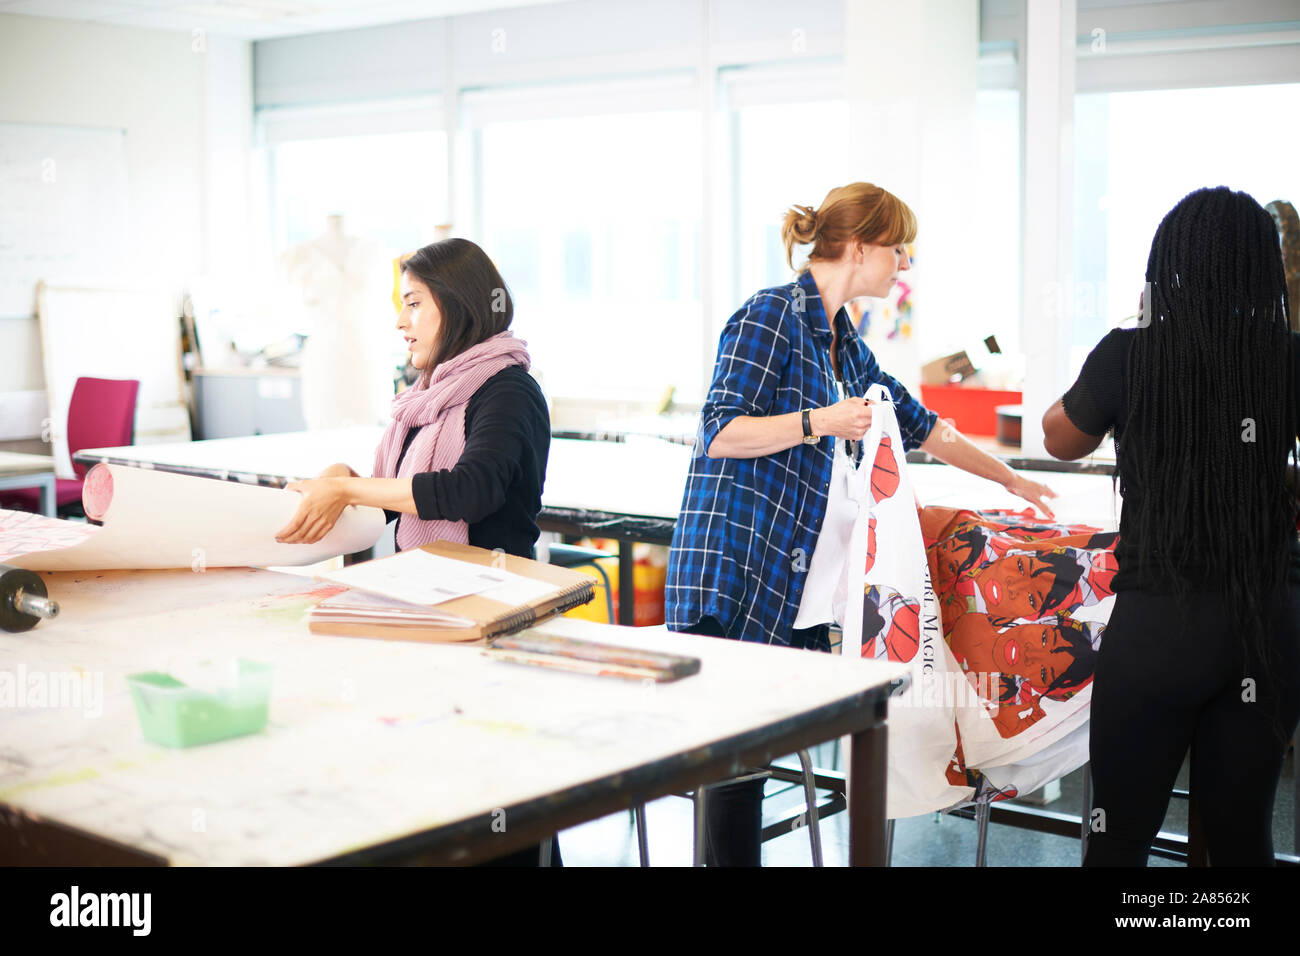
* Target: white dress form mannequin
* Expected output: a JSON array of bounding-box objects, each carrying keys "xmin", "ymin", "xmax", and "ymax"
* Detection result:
[{"xmin": 280, "ymin": 215, "xmax": 394, "ymax": 430}]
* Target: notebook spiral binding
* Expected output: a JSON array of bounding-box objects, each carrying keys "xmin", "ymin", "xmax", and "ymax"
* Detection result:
[
  {"xmin": 493, "ymin": 606, "xmax": 536, "ymax": 637},
  {"xmin": 487, "ymin": 580, "xmax": 596, "ymax": 639},
  {"xmin": 550, "ymin": 581, "xmax": 597, "ymax": 615}
]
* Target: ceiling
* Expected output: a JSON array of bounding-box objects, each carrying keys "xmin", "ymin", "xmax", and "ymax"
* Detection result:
[{"xmin": 0, "ymin": 0, "xmax": 567, "ymax": 39}]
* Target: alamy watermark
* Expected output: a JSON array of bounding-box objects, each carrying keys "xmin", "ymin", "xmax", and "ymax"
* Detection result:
[
  {"xmin": 890, "ymin": 670, "xmax": 1003, "ymax": 713},
  {"xmin": 0, "ymin": 664, "xmax": 103, "ymax": 718},
  {"xmin": 50, "ymin": 886, "xmax": 150, "ymax": 936}
]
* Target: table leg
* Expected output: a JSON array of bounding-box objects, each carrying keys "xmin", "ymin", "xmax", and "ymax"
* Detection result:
[
  {"xmin": 39, "ymin": 475, "xmax": 56, "ymax": 517},
  {"xmin": 618, "ymin": 540, "xmax": 635, "ymax": 627},
  {"xmin": 849, "ymin": 699, "xmax": 889, "ymax": 866}
]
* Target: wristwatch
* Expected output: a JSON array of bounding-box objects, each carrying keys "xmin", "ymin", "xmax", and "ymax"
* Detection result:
[{"xmin": 801, "ymin": 409, "xmax": 819, "ymax": 445}]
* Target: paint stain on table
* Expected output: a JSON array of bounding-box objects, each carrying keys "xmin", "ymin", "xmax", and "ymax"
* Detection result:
[
  {"xmin": 253, "ymin": 584, "xmax": 350, "ymax": 622},
  {"xmin": 0, "ymin": 766, "xmax": 100, "ymax": 800}
]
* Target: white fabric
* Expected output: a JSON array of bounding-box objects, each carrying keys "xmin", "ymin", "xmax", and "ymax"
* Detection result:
[
  {"xmin": 792, "ymin": 440, "xmax": 864, "ymax": 628},
  {"xmin": 842, "ymin": 384, "xmax": 969, "ymax": 818},
  {"xmin": 793, "ymin": 380, "xmax": 867, "ymax": 629},
  {"xmin": 839, "ymin": 388, "xmax": 1107, "ymax": 816}
]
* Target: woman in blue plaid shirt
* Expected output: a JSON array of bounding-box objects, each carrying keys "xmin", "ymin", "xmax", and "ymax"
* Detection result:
[{"xmin": 666, "ymin": 182, "xmax": 1057, "ymax": 865}]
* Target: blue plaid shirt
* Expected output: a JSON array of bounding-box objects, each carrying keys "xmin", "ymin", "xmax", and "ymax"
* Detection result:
[{"xmin": 666, "ymin": 269, "xmax": 937, "ymax": 648}]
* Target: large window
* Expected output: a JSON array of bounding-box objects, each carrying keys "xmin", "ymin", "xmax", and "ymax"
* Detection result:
[
  {"xmin": 971, "ymin": 88, "xmax": 1021, "ymax": 357},
  {"xmin": 732, "ymin": 99, "xmax": 852, "ymax": 304},
  {"xmin": 1073, "ymin": 83, "xmax": 1300, "ymax": 349},
  {"xmin": 268, "ymin": 130, "xmax": 448, "ymax": 257},
  {"xmin": 478, "ymin": 110, "xmax": 702, "ymax": 402}
]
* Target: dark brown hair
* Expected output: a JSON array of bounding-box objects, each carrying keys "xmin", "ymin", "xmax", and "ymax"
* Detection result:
[{"xmin": 400, "ymin": 238, "xmax": 513, "ymax": 382}]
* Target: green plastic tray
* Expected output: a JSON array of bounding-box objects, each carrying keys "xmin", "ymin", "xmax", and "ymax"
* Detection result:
[{"xmin": 126, "ymin": 660, "xmax": 273, "ymax": 748}]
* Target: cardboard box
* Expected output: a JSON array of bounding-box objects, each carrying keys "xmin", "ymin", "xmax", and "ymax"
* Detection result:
[{"xmin": 920, "ymin": 350, "xmax": 976, "ymax": 385}]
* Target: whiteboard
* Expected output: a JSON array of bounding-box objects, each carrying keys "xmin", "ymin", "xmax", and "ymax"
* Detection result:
[
  {"xmin": 38, "ymin": 283, "xmax": 191, "ymax": 479},
  {"xmin": 0, "ymin": 123, "xmax": 129, "ymax": 319}
]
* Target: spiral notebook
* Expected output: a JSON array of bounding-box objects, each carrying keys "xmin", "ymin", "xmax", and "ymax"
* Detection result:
[{"xmin": 308, "ymin": 540, "xmax": 596, "ymax": 643}]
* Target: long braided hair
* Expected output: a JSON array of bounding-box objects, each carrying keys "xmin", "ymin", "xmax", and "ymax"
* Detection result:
[{"xmin": 1119, "ymin": 186, "xmax": 1295, "ymax": 741}]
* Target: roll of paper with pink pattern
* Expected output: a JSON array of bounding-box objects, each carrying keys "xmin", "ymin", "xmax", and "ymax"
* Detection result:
[{"xmin": 6, "ymin": 463, "xmax": 386, "ymax": 571}]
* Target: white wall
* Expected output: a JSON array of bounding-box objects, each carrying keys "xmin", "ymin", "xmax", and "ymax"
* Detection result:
[
  {"xmin": 0, "ymin": 13, "xmax": 250, "ymax": 436},
  {"xmin": 201, "ymin": 34, "xmax": 256, "ymax": 298}
]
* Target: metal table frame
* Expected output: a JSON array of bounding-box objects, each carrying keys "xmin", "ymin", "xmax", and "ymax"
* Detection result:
[{"xmin": 0, "ymin": 469, "xmax": 57, "ymax": 517}]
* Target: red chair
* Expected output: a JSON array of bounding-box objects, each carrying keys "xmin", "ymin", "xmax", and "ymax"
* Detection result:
[{"xmin": 1, "ymin": 377, "xmax": 139, "ymax": 516}]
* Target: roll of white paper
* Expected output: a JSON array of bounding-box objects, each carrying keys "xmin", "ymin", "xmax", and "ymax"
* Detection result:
[{"xmin": 9, "ymin": 463, "xmax": 386, "ymax": 571}]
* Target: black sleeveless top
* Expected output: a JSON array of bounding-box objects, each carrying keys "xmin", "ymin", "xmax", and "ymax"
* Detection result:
[{"xmin": 1061, "ymin": 327, "xmax": 1300, "ymax": 591}]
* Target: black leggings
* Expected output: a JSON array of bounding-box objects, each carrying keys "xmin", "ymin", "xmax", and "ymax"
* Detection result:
[
  {"xmin": 1084, "ymin": 586, "xmax": 1300, "ymax": 866},
  {"xmin": 681, "ymin": 615, "xmax": 829, "ymax": 867}
]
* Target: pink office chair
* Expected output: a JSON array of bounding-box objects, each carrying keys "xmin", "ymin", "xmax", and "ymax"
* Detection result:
[{"xmin": 0, "ymin": 377, "xmax": 140, "ymax": 517}]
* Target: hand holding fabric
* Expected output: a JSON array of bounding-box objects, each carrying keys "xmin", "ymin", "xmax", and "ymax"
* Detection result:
[
  {"xmin": 276, "ymin": 478, "xmax": 348, "ymax": 544},
  {"xmin": 812, "ymin": 396, "xmax": 875, "ymax": 440}
]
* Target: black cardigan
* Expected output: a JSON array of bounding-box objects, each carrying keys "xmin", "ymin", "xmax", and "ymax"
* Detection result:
[{"xmin": 383, "ymin": 365, "xmax": 550, "ymax": 559}]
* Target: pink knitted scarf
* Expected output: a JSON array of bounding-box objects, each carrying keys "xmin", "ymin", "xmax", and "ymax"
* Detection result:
[{"xmin": 372, "ymin": 331, "xmax": 531, "ymax": 551}]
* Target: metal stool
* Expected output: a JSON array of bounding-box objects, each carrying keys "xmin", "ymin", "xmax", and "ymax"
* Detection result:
[
  {"xmin": 968, "ymin": 761, "xmax": 1141, "ymax": 866},
  {"xmin": 546, "ymin": 542, "xmax": 616, "ymax": 624},
  {"xmin": 632, "ymin": 749, "xmax": 826, "ymax": 866},
  {"xmin": 964, "ymin": 775, "xmax": 1074, "ymax": 867},
  {"xmin": 543, "ymin": 541, "xmax": 617, "ymax": 865},
  {"xmin": 545, "ymin": 551, "xmax": 830, "ymax": 865},
  {"xmin": 549, "ymin": 541, "xmax": 647, "ymax": 862}
]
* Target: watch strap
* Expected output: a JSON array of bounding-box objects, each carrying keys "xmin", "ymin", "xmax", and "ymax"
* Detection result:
[{"xmin": 802, "ymin": 408, "xmax": 817, "ymax": 444}]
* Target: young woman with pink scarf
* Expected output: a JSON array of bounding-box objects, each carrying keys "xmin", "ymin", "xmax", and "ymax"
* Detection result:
[
  {"xmin": 275, "ymin": 238, "xmax": 548, "ymax": 558},
  {"xmin": 275, "ymin": 238, "xmax": 555, "ymax": 865}
]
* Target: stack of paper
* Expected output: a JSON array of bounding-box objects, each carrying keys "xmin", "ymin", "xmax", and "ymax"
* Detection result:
[
  {"xmin": 318, "ymin": 547, "xmax": 560, "ymax": 606},
  {"xmin": 304, "ymin": 541, "xmax": 597, "ymax": 644},
  {"xmin": 310, "ymin": 589, "xmax": 475, "ymax": 629}
]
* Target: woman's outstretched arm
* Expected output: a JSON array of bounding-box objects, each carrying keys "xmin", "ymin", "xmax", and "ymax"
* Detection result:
[
  {"xmin": 275, "ymin": 476, "xmax": 415, "ymax": 544},
  {"xmin": 920, "ymin": 420, "xmax": 1058, "ymax": 518}
]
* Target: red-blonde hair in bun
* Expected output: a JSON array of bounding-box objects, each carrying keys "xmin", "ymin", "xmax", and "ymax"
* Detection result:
[{"xmin": 780, "ymin": 182, "xmax": 917, "ymax": 271}]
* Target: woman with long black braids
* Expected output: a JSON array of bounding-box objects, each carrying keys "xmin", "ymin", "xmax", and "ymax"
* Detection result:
[{"xmin": 1044, "ymin": 186, "xmax": 1300, "ymax": 866}]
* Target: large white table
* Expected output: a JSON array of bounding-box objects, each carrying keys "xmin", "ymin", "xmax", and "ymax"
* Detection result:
[{"xmin": 0, "ymin": 566, "xmax": 904, "ymax": 866}]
